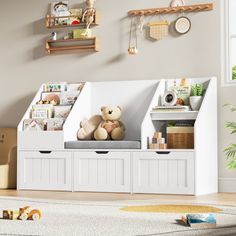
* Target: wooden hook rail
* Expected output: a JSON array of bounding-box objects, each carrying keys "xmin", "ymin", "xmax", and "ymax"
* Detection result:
[{"xmin": 128, "ymin": 3, "xmax": 213, "ymax": 16}]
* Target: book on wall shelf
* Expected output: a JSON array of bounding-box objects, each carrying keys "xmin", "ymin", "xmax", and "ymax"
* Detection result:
[{"xmin": 45, "ymin": 12, "xmax": 99, "ymax": 29}]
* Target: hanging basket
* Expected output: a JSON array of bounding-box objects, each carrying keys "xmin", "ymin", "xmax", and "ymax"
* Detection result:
[{"xmin": 147, "ymin": 21, "xmax": 169, "ymax": 40}]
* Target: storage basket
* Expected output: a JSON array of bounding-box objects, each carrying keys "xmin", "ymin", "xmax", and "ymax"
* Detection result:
[
  {"xmin": 147, "ymin": 21, "xmax": 169, "ymax": 40},
  {"xmin": 167, "ymin": 127, "xmax": 194, "ymax": 149}
]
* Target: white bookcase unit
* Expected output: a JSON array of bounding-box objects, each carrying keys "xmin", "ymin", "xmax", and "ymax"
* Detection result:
[{"xmin": 17, "ymin": 78, "xmax": 218, "ymax": 195}]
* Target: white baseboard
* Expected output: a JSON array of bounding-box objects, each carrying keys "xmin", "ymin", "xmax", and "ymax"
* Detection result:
[{"xmin": 219, "ymin": 178, "xmax": 236, "ymax": 193}]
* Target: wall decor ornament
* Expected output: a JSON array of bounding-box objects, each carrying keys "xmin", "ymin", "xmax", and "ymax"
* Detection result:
[
  {"xmin": 128, "ymin": 3, "xmax": 213, "ymax": 16},
  {"xmin": 174, "ymin": 16, "xmax": 191, "ymax": 34},
  {"xmin": 127, "ymin": 3, "xmax": 213, "ymax": 52},
  {"xmin": 82, "ymin": 0, "xmax": 96, "ymax": 35},
  {"xmin": 147, "ymin": 21, "xmax": 169, "ymax": 40},
  {"xmin": 170, "ymin": 0, "xmax": 185, "ymax": 7},
  {"xmin": 162, "ymin": 91, "xmax": 178, "ymax": 106},
  {"xmin": 128, "ymin": 17, "xmax": 138, "ymax": 55}
]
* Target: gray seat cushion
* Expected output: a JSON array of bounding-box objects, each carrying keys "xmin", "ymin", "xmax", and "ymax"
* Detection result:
[{"xmin": 65, "ymin": 140, "xmax": 141, "ymax": 149}]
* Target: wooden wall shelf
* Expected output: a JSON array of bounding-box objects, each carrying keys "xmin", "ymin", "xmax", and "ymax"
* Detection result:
[
  {"xmin": 128, "ymin": 3, "xmax": 213, "ymax": 16},
  {"xmin": 46, "ymin": 37, "xmax": 99, "ymax": 54},
  {"xmin": 45, "ymin": 12, "xmax": 100, "ymax": 29}
]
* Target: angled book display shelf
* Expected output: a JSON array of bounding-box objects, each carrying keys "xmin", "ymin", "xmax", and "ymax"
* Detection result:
[{"xmin": 17, "ymin": 78, "xmax": 217, "ymax": 195}]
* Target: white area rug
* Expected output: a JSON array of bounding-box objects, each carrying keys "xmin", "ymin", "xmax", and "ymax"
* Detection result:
[{"xmin": 0, "ymin": 197, "xmax": 236, "ymax": 236}]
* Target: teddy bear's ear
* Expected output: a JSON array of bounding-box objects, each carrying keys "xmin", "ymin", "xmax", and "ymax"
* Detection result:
[
  {"xmin": 101, "ymin": 106, "xmax": 106, "ymax": 112},
  {"xmin": 117, "ymin": 106, "xmax": 122, "ymax": 111}
]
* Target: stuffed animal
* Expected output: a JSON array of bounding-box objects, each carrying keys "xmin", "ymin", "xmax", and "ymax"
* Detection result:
[
  {"xmin": 77, "ymin": 115, "xmax": 102, "ymax": 140},
  {"xmin": 94, "ymin": 106, "xmax": 125, "ymax": 140}
]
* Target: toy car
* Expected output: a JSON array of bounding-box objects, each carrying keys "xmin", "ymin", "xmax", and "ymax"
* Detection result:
[{"xmin": 3, "ymin": 206, "xmax": 42, "ymax": 221}]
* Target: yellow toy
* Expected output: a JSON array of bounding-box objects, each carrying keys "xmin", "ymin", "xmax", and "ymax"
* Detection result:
[{"xmin": 3, "ymin": 206, "xmax": 42, "ymax": 221}]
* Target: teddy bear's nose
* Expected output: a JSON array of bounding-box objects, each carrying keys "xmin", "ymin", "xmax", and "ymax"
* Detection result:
[{"xmin": 108, "ymin": 110, "xmax": 113, "ymax": 115}]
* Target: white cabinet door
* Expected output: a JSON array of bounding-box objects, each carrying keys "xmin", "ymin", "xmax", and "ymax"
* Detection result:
[
  {"xmin": 73, "ymin": 151, "xmax": 131, "ymax": 193},
  {"xmin": 133, "ymin": 151, "xmax": 194, "ymax": 194},
  {"xmin": 18, "ymin": 151, "xmax": 72, "ymax": 191}
]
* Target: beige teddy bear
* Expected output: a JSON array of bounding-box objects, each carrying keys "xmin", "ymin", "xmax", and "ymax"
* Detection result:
[
  {"xmin": 94, "ymin": 106, "xmax": 125, "ymax": 140},
  {"xmin": 77, "ymin": 115, "xmax": 102, "ymax": 140}
]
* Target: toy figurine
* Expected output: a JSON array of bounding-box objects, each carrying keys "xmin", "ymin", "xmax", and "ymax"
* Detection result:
[
  {"xmin": 51, "ymin": 32, "xmax": 57, "ymax": 41},
  {"xmin": 82, "ymin": 0, "xmax": 96, "ymax": 34},
  {"xmin": 3, "ymin": 206, "xmax": 42, "ymax": 221}
]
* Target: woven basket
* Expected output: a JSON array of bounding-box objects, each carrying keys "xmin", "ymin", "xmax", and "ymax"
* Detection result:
[
  {"xmin": 147, "ymin": 21, "xmax": 169, "ymax": 40},
  {"xmin": 167, "ymin": 127, "xmax": 194, "ymax": 149}
]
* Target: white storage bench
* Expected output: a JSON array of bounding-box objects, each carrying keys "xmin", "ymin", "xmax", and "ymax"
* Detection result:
[
  {"xmin": 73, "ymin": 151, "xmax": 131, "ymax": 193},
  {"xmin": 17, "ymin": 78, "xmax": 218, "ymax": 195},
  {"xmin": 18, "ymin": 151, "xmax": 72, "ymax": 191},
  {"xmin": 132, "ymin": 151, "xmax": 194, "ymax": 194}
]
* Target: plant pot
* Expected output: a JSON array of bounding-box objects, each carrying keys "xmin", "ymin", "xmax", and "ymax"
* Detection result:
[{"xmin": 189, "ymin": 96, "xmax": 203, "ymax": 111}]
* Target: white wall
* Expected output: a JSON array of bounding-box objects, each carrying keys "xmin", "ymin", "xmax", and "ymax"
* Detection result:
[{"xmin": 0, "ymin": 0, "xmax": 235, "ymax": 192}]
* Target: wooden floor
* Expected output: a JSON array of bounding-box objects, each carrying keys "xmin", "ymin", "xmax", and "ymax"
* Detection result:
[{"xmin": 0, "ymin": 190, "xmax": 236, "ymax": 206}]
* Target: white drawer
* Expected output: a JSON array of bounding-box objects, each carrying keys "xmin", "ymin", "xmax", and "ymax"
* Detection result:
[
  {"xmin": 18, "ymin": 151, "xmax": 72, "ymax": 191},
  {"xmin": 133, "ymin": 151, "xmax": 194, "ymax": 195},
  {"xmin": 73, "ymin": 151, "xmax": 131, "ymax": 193},
  {"xmin": 18, "ymin": 131, "xmax": 64, "ymax": 150}
]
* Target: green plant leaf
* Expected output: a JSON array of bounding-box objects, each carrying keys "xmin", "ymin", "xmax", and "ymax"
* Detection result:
[
  {"xmin": 224, "ymin": 144, "xmax": 236, "ymax": 157},
  {"xmin": 224, "ymin": 144, "xmax": 236, "ymax": 170},
  {"xmin": 225, "ymin": 122, "xmax": 236, "ymax": 134},
  {"xmin": 232, "ymin": 65, "xmax": 236, "ymax": 80},
  {"xmin": 224, "ymin": 103, "xmax": 236, "ymax": 112},
  {"xmin": 191, "ymin": 84, "xmax": 204, "ymax": 96},
  {"xmin": 224, "ymin": 103, "xmax": 236, "ymax": 169}
]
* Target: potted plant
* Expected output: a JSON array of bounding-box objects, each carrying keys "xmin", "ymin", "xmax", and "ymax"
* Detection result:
[
  {"xmin": 189, "ymin": 84, "xmax": 204, "ymax": 111},
  {"xmin": 224, "ymin": 104, "xmax": 236, "ymax": 169}
]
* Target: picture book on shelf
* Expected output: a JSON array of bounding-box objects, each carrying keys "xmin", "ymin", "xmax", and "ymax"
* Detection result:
[
  {"xmin": 43, "ymin": 82, "xmax": 67, "ymax": 92},
  {"xmin": 54, "ymin": 105, "xmax": 72, "ymax": 119},
  {"xmin": 23, "ymin": 118, "xmax": 64, "ymax": 131},
  {"xmin": 47, "ymin": 118, "xmax": 64, "ymax": 131},
  {"xmin": 23, "ymin": 119, "xmax": 46, "ymax": 131},
  {"xmin": 60, "ymin": 91, "xmax": 80, "ymax": 105},
  {"xmin": 32, "ymin": 104, "xmax": 54, "ymax": 118},
  {"xmin": 41, "ymin": 92, "xmax": 61, "ymax": 105},
  {"xmin": 67, "ymin": 82, "xmax": 84, "ymax": 91},
  {"xmin": 22, "ymin": 81, "xmax": 84, "ymax": 132},
  {"xmin": 31, "ymin": 109, "xmax": 49, "ymax": 119}
]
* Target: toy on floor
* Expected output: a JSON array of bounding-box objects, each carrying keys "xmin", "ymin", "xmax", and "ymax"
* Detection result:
[
  {"xmin": 3, "ymin": 206, "xmax": 42, "ymax": 221},
  {"xmin": 94, "ymin": 106, "xmax": 125, "ymax": 140}
]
